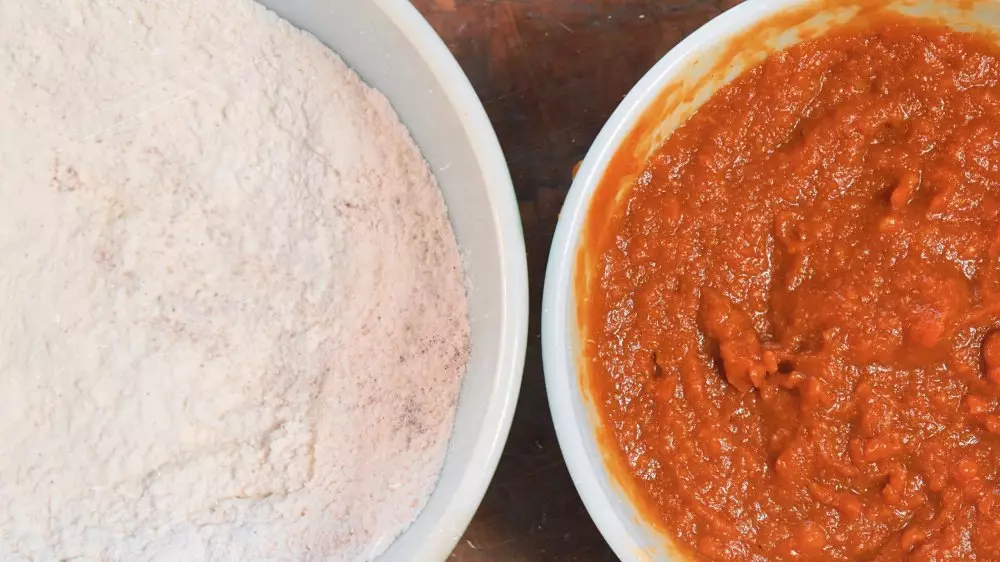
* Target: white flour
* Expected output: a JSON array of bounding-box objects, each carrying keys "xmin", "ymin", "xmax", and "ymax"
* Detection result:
[{"xmin": 0, "ymin": 1, "xmax": 470, "ymax": 560}]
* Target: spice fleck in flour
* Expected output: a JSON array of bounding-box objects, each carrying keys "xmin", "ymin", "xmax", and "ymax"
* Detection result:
[{"xmin": 0, "ymin": 0, "xmax": 470, "ymax": 560}]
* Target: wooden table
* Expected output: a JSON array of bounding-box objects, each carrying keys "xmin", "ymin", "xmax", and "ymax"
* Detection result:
[{"xmin": 410, "ymin": 1, "xmax": 743, "ymax": 559}]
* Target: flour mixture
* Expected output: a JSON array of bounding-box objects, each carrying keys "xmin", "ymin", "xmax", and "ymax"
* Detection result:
[{"xmin": 0, "ymin": 1, "xmax": 470, "ymax": 560}]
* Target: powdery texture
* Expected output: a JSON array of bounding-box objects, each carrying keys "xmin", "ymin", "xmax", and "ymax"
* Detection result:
[{"xmin": 0, "ymin": 1, "xmax": 470, "ymax": 560}]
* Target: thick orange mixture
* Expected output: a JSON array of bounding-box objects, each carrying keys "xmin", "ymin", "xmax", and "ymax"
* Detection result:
[{"xmin": 581, "ymin": 19, "xmax": 1000, "ymax": 561}]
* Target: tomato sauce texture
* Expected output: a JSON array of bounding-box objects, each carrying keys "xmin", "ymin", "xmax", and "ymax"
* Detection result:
[{"xmin": 582, "ymin": 20, "xmax": 1000, "ymax": 561}]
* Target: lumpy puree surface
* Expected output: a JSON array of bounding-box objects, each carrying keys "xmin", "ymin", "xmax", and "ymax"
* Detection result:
[{"xmin": 580, "ymin": 17, "xmax": 1000, "ymax": 561}]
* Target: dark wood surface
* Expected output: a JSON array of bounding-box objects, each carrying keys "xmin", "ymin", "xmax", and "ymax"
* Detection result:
[{"xmin": 409, "ymin": 1, "xmax": 742, "ymax": 560}]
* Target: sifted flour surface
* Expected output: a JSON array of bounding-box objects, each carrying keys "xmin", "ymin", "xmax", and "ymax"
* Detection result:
[{"xmin": 0, "ymin": 0, "xmax": 470, "ymax": 560}]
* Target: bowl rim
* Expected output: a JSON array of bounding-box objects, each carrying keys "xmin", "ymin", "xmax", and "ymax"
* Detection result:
[
  {"xmin": 541, "ymin": 0, "xmax": 811, "ymax": 559},
  {"xmin": 374, "ymin": 0, "xmax": 529, "ymax": 558}
]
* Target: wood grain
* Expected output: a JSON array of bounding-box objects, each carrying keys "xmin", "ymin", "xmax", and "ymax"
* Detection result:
[{"xmin": 409, "ymin": 1, "xmax": 743, "ymax": 560}]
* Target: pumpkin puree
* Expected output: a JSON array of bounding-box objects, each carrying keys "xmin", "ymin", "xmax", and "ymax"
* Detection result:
[{"xmin": 581, "ymin": 18, "xmax": 1000, "ymax": 561}]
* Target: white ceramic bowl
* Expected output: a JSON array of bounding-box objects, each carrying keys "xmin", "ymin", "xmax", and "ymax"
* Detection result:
[
  {"xmin": 255, "ymin": 1, "xmax": 528, "ymax": 560},
  {"xmin": 541, "ymin": 0, "xmax": 999, "ymax": 560}
]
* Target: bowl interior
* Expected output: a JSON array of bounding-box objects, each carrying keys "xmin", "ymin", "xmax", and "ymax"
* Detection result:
[
  {"xmin": 256, "ymin": 0, "xmax": 526, "ymax": 559},
  {"xmin": 544, "ymin": 0, "xmax": 1000, "ymax": 560}
]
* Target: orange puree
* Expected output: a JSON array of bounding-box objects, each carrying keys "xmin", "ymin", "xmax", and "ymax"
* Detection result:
[{"xmin": 580, "ymin": 18, "xmax": 1000, "ymax": 561}]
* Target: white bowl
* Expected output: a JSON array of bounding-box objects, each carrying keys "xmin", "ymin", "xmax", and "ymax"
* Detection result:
[
  {"xmin": 541, "ymin": 1, "xmax": 1000, "ymax": 560},
  {"xmin": 255, "ymin": 1, "xmax": 528, "ymax": 560}
]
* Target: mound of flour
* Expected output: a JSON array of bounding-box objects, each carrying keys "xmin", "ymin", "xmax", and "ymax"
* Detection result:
[{"xmin": 0, "ymin": 1, "xmax": 470, "ymax": 560}]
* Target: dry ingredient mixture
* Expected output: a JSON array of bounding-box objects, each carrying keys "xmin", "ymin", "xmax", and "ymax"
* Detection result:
[
  {"xmin": 581, "ymin": 18, "xmax": 1000, "ymax": 561},
  {"xmin": 0, "ymin": 1, "xmax": 470, "ymax": 560}
]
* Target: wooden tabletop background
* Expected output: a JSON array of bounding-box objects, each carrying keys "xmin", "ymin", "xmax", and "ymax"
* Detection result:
[{"xmin": 409, "ymin": 1, "xmax": 743, "ymax": 560}]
